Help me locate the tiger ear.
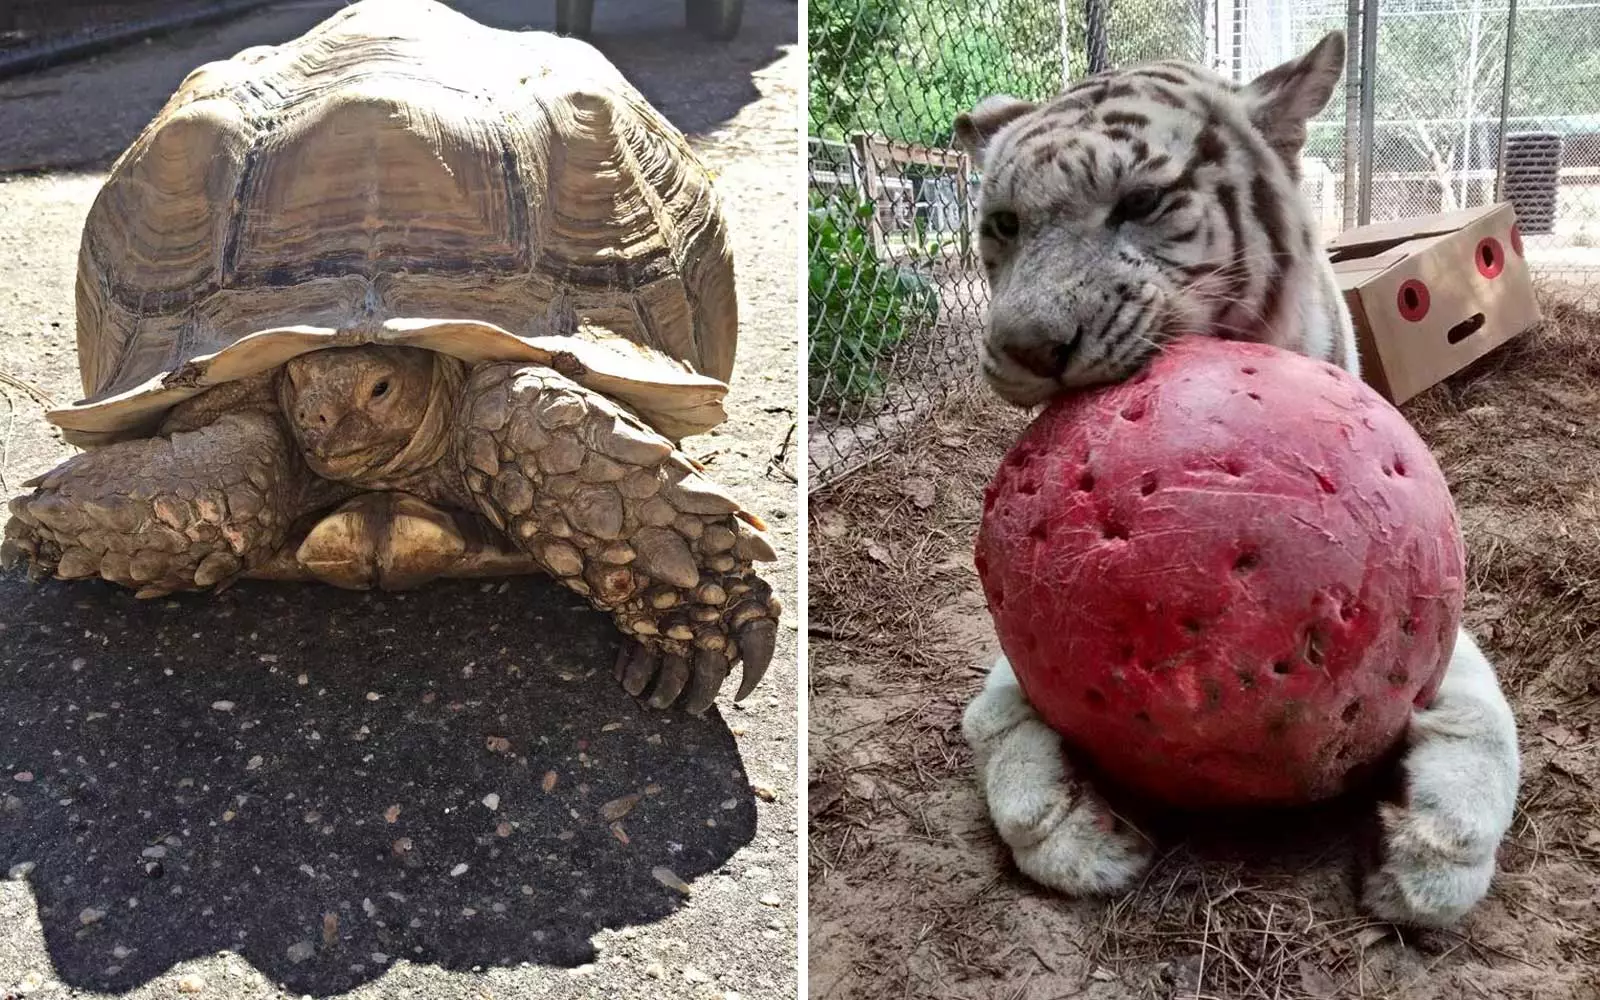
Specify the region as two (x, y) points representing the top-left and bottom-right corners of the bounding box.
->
(953, 95), (1037, 168)
(1243, 31), (1345, 167)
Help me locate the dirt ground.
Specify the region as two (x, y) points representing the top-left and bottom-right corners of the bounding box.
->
(0, 1), (801, 998)
(807, 295), (1600, 1000)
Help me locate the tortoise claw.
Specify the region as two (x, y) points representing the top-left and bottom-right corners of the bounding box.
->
(681, 648), (730, 715)
(646, 653), (691, 709)
(620, 643), (657, 698)
(734, 618), (776, 701)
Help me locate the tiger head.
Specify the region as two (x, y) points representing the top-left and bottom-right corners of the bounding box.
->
(954, 32), (1346, 405)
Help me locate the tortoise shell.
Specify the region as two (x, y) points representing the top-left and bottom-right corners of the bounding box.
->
(56, 0), (737, 446)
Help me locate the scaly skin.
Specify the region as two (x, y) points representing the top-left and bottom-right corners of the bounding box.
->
(2, 349), (780, 712)
(2, 411), (303, 597)
(456, 363), (781, 711)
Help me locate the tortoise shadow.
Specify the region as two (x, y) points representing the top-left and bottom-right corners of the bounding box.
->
(0, 573), (756, 996)
(0, 0), (795, 174)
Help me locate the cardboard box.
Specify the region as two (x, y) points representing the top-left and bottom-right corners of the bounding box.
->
(1327, 202), (1541, 405)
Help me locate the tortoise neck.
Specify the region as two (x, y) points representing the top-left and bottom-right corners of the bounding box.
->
(361, 353), (465, 489)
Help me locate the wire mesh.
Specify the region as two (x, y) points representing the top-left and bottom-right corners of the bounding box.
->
(806, 0), (1205, 487)
(807, 0), (1600, 489)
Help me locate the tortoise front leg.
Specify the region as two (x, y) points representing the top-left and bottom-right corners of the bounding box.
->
(2, 411), (303, 597)
(458, 363), (781, 713)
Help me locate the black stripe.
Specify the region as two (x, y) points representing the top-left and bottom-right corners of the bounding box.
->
(1138, 69), (1189, 86)
(1147, 86), (1188, 110)
(1214, 182), (1249, 330)
(1251, 174), (1290, 329)
(1102, 110), (1151, 128)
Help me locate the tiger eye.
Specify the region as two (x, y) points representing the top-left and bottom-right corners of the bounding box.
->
(984, 210), (1021, 241)
(1109, 187), (1164, 226)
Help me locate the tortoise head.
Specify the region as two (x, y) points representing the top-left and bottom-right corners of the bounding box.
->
(279, 345), (458, 485)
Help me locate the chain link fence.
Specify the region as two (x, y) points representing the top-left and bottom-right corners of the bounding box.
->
(807, 0), (1600, 489)
(806, 0), (1205, 487)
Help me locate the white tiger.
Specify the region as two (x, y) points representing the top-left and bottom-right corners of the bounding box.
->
(953, 31), (1520, 926)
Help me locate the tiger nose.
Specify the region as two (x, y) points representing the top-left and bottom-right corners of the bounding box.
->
(1002, 333), (1076, 380)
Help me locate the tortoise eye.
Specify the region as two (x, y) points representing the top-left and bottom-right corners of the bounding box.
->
(371, 380), (390, 399)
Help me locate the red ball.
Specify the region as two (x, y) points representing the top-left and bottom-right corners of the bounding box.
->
(976, 337), (1464, 809)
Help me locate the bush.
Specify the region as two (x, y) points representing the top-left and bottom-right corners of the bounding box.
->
(808, 195), (940, 410)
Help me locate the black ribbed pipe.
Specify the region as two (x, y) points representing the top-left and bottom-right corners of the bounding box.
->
(0, 0), (272, 82)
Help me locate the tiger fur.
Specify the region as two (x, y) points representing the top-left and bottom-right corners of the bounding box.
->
(953, 31), (1521, 927)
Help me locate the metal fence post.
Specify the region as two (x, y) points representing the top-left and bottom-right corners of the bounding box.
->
(1342, 0), (1362, 231)
(1493, 0), (1521, 204)
(1356, 0), (1379, 226)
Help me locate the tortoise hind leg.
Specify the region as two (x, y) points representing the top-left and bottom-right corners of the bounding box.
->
(3, 411), (304, 597)
(457, 363), (782, 714)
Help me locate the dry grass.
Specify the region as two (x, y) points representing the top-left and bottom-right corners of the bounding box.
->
(807, 295), (1600, 1000)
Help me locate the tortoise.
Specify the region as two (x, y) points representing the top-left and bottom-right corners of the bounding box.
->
(0, 0), (781, 713)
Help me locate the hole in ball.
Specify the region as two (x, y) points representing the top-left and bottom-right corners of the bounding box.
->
(1078, 470), (1096, 492)
(1314, 471), (1338, 494)
(1341, 699), (1363, 723)
(1028, 521), (1048, 542)
(1233, 550), (1260, 572)
(1133, 710), (1152, 725)
(1139, 472), (1158, 496)
(1393, 458), (1408, 477)
(1246, 391), (1262, 402)
(1241, 366), (1258, 375)
(1102, 519), (1130, 541)
(1120, 397), (1148, 422)
(1272, 659), (1293, 676)
(1085, 689), (1107, 710)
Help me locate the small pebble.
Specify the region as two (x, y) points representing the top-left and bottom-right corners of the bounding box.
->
(652, 867), (692, 895)
(177, 973), (205, 993)
(140, 846), (167, 859)
(541, 771), (558, 793)
(384, 805), (401, 824)
(8, 861), (35, 879)
(750, 781), (777, 801)
(485, 736), (511, 753)
(210, 701), (234, 712)
(79, 907), (106, 926)
(286, 941), (315, 963)
(684, 966), (711, 983)
(365, 692), (381, 701)
(758, 893), (782, 907)
(482, 793), (500, 811)
(13, 771), (33, 783)
(245, 756), (263, 771)
(450, 863), (469, 877)
(644, 962), (665, 979)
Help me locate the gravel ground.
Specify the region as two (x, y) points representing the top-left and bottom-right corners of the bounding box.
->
(0, 1), (801, 997)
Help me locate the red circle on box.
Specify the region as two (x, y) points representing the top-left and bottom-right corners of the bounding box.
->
(1397, 279), (1430, 322)
(1510, 225), (1524, 257)
(1476, 237), (1505, 278)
